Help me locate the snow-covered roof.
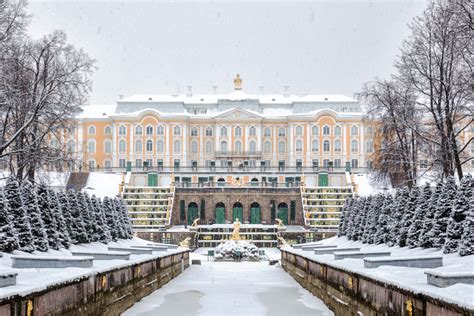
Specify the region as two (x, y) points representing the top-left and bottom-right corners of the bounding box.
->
(78, 105), (117, 119)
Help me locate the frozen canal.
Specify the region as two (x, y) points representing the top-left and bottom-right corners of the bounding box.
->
(123, 249), (333, 316)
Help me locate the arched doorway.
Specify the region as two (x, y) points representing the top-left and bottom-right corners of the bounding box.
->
(217, 177), (226, 187)
(250, 178), (259, 187)
(215, 202), (226, 224)
(187, 202), (199, 225)
(277, 202), (288, 225)
(232, 202), (243, 222)
(250, 202), (261, 224)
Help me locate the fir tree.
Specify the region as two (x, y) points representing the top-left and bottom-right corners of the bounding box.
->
(398, 186), (420, 248)
(419, 181), (443, 248)
(445, 174), (473, 254)
(352, 197), (370, 241)
(374, 194), (393, 245)
(103, 197), (118, 241)
(21, 181), (49, 252)
(75, 191), (95, 242)
(5, 178), (35, 252)
(48, 189), (71, 249)
(407, 183), (431, 248)
(0, 190), (19, 252)
(90, 195), (111, 243)
(117, 198), (133, 238)
(112, 198), (127, 239)
(429, 176), (457, 249)
(36, 183), (61, 250)
(362, 194), (383, 244)
(387, 188), (409, 247)
(459, 205), (473, 257)
(66, 190), (89, 244)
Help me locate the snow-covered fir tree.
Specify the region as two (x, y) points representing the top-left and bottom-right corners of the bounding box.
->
(75, 191), (96, 242)
(362, 194), (383, 244)
(112, 198), (127, 239)
(387, 188), (409, 247)
(0, 190), (19, 252)
(338, 198), (352, 236)
(419, 181), (443, 248)
(90, 195), (112, 243)
(83, 193), (99, 242)
(116, 197), (133, 238)
(103, 196), (119, 241)
(445, 174), (473, 254)
(398, 186), (420, 247)
(21, 181), (49, 252)
(66, 190), (89, 244)
(374, 194), (393, 244)
(4, 177), (35, 252)
(407, 183), (431, 248)
(429, 176), (457, 249)
(342, 199), (355, 238)
(459, 201), (473, 256)
(56, 191), (76, 246)
(48, 189), (71, 249)
(36, 183), (61, 250)
(351, 196), (370, 241)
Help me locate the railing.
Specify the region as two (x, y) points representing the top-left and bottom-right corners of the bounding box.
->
(173, 181), (303, 189)
(214, 151), (262, 157)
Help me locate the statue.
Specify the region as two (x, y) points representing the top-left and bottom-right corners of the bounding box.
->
(231, 218), (241, 240)
(191, 218), (200, 228)
(275, 218), (286, 228)
(179, 237), (191, 248)
(277, 235), (288, 247)
(233, 74), (242, 90)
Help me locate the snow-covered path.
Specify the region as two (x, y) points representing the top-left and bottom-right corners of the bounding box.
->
(123, 249), (333, 316)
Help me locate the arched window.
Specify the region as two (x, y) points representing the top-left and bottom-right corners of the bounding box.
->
(156, 140), (164, 153)
(156, 125), (164, 135)
(312, 125), (319, 136)
(220, 141), (228, 153)
(104, 140), (112, 153)
(135, 140), (142, 152)
(221, 126), (227, 136)
(190, 140), (198, 154)
(295, 140), (303, 152)
(334, 126), (342, 136)
(118, 125), (126, 136)
(278, 128), (286, 137)
(249, 141), (256, 154)
(146, 140), (153, 152)
(50, 139), (59, 149)
(174, 125), (181, 135)
(351, 125), (358, 136)
(323, 125), (330, 136)
(173, 140), (181, 153)
(278, 141), (286, 153)
(135, 125), (143, 135)
(235, 140), (242, 153)
(88, 139), (96, 153)
(264, 141), (271, 153)
(118, 140), (126, 153)
(88, 126), (96, 135)
(235, 126), (242, 136)
(264, 127), (271, 137)
(146, 125), (153, 136)
(249, 126), (256, 136)
(312, 140), (319, 152)
(323, 140), (330, 152)
(191, 127), (198, 136)
(205, 141), (213, 154)
(334, 140), (341, 152)
(295, 126), (303, 136)
(67, 140), (75, 153)
(104, 126), (111, 135)
(366, 126), (373, 135)
(351, 140), (358, 152)
(206, 127), (213, 136)
(366, 140), (373, 153)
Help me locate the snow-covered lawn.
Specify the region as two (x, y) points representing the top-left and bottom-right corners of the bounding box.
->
(124, 248), (333, 316)
(284, 236), (474, 310)
(0, 238), (183, 300)
(82, 172), (123, 198)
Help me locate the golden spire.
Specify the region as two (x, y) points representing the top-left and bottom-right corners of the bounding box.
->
(233, 74), (242, 90)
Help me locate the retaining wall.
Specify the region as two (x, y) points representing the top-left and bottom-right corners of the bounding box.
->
(281, 249), (471, 316)
(0, 250), (189, 316)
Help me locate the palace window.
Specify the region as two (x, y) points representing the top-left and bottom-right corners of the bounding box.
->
(312, 140), (319, 152)
(66, 140), (75, 154)
(87, 139), (96, 153)
(351, 159), (359, 168)
(146, 125), (153, 136)
(249, 141), (256, 154)
(104, 160), (112, 169)
(118, 125), (126, 136)
(135, 140), (142, 152)
(135, 125), (143, 135)
(221, 126), (227, 136)
(278, 128), (286, 137)
(351, 125), (358, 136)
(312, 126), (319, 136)
(323, 140), (330, 152)
(323, 125), (330, 136)
(104, 126), (112, 135)
(157, 125), (164, 135)
(156, 140), (164, 153)
(206, 127), (213, 136)
(235, 140), (242, 153)
(296, 140), (303, 152)
(191, 127), (198, 136)
(334, 159), (341, 167)
(190, 141), (198, 154)
(135, 159), (142, 168)
(119, 140), (126, 153)
(264, 141), (271, 154)
(220, 141), (228, 153)
(235, 126), (242, 136)
(334, 140), (341, 152)
(88, 126), (96, 135)
(119, 159), (126, 168)
(205, 141), (213, 154)
(278, 141), (286, 153)
(264, 127), (271, 137)
(351, 140), (358, 152)
(323, 159), (330, 167)
(295, 126), (303, 136)
(334, 126), (342, 136)
(174, 140), (181, 154)
(174, 125), (181, 135)
(146, 140), (153, 152)
(366, 127), (373, 135)
(366, 140), (374, 153)
(249, 126), (256, 136)
(104, 140), (112, 154)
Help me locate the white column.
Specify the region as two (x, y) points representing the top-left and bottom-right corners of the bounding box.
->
(272, 125), (277, 164)
(288, 123), (293, 165)
(112, 122), (117, 167)
(165, 124), (170, 166)
(130, 124), (134, 165)
(342, 123), (347, 161)
(182, 123), (188, 166)
(305, 124), (310, 167)
(257, 124), (262, 151)
(199, 125), (204, 165)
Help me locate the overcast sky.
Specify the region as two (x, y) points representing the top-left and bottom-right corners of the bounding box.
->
(28, 0), (427, 104)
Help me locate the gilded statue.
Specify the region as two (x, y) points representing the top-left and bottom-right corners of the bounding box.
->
(233, 74), (242, 90)
(277, 235), (288, 246)
(179, 237), (191, 248)
(191, 218), (200, 227)
(275, 218), (286, 228)
(231, 218), (241, 240)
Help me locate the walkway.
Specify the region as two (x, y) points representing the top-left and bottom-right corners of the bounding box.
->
(123, 249), (333, 316)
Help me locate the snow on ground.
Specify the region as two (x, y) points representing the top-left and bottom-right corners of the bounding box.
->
(353, 173), (391, 196)
(284, 237), (474, 310)
(82, 172), (123, 198)
(0, 238), (183, 300)
(124, 248), (333, 316)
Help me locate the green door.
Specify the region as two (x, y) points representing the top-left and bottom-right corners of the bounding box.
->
(126, 161), (132, 172)
(250, 207), (261, 224)
(233, 206), (243, 222)
(147, 173), (158, 186)
(215, 207), (225, 224)
(277, 205), (288, 225)
(345, 161), (351, 172)
(319, 173), (329, 187)
(187, 204), (199, 225)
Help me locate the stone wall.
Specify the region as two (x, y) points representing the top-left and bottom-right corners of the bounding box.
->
(172, 187), (303, 225)
(281, 249), (469, 316)
(0, 250), (189, 316)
